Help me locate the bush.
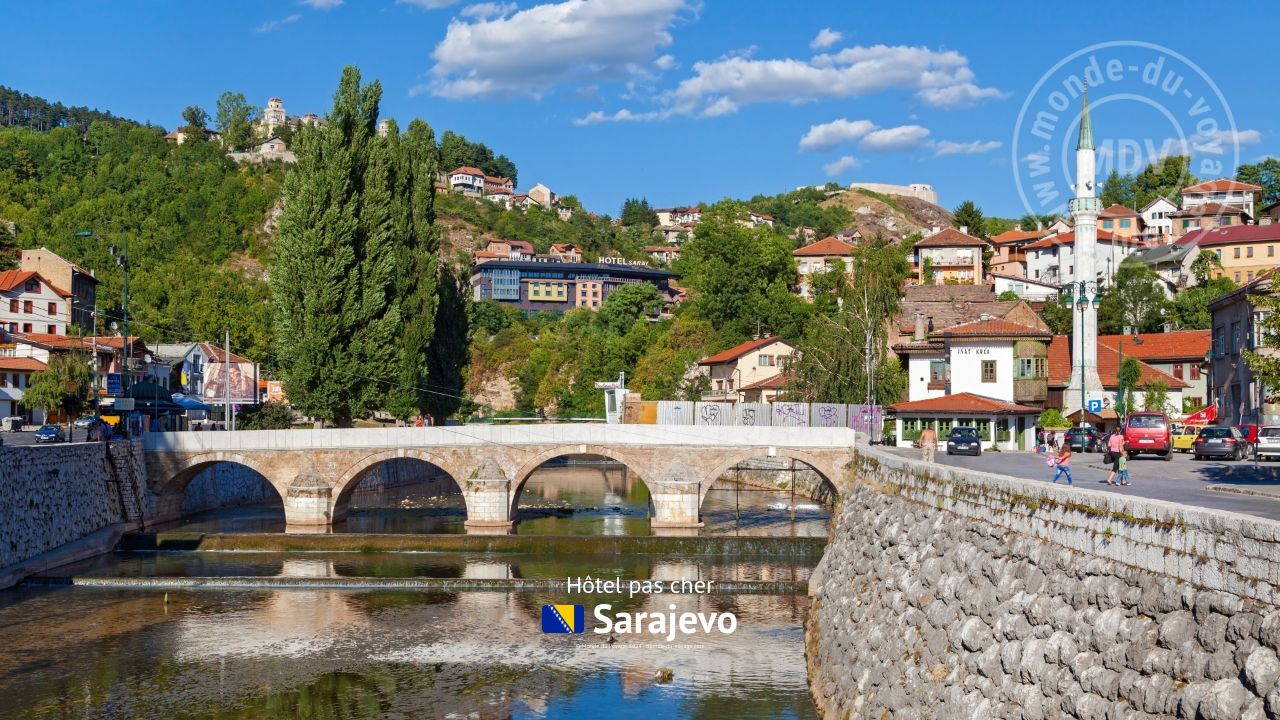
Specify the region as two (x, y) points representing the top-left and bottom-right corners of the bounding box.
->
(901, 428), (923, 442)
(1038, 408), (1069, 428)
(236, 401), (296, 430)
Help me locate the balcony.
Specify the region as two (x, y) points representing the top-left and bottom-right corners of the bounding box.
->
(700, 390), (740, 402)
(1013, 378), (1048, 404)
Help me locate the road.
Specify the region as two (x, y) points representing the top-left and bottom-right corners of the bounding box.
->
(1, 429), (100, 447)
(883, 446), (1280, 522)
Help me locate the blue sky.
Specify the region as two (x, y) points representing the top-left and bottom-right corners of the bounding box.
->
(7, 1), (1278, 219)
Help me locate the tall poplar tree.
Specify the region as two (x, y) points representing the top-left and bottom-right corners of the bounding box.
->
(273, 66), (388, 426)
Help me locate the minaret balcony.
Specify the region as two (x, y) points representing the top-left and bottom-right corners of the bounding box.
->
(1069, 197), (1101, 215)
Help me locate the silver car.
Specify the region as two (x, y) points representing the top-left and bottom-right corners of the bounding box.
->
(1257, 426), (1280, 461)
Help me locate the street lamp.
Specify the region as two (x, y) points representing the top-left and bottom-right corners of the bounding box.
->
(1063, 280), (1103, 427)
(75, 228), (130, 436)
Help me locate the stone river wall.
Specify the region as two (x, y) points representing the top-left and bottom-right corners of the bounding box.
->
(807, 442), (1280, 719)
(0, 441), (147, 586)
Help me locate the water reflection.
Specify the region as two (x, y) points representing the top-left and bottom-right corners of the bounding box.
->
(0, 587), (817, 719)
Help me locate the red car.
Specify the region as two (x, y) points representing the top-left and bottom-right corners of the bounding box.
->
(1235, 424), (1260, 458)
(1124, 412), (1172, 460)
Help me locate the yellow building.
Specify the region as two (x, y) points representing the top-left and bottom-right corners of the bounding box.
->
(912, 227), (988, 285)
(1184, 224), (1280, 284)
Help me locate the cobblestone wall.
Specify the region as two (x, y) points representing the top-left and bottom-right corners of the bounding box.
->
(807, 443), (1280, 719)
(0, 441), (145, 571)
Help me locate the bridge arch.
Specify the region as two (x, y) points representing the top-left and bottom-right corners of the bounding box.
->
(330, 449), (469, 521)
(698, 448), (843, 506)
(154, 452), (287, 523)
(508, 444), (656, 520)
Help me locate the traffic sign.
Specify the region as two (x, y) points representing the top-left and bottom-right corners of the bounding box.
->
(107, 373), (123, 395)
(1086, 399), (1103, 414)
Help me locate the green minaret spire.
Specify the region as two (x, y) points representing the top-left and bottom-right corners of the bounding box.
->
(1077, 85), (1094, 151)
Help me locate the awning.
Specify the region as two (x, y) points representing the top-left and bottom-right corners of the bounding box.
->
(1184, 404), (1217, 424)
(171, 393), (212, 411)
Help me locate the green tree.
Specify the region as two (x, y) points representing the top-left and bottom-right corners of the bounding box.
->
(1038, 408), (1069, 428)
(619, 198), (659, 227)
(424, 258), (469, 424)
(1235, 157), (1280, 206)
(1099, 168), (1137, 208)
(951, 200), (988, 239)
(22, 351), (93, 440)
(215, 91), (258, 151)
(675, 201), (809, 341)
(1118, 357), (1142, 416)
(1142, 378), (1170, 413)
(180, 105), (210, 136)
(789, 234), (909, 404)
(1039, 297), (1073, 335)
(1098, 259), (1168, 333)
(237, 401), (296, 429)
(597, 282), (663, 335)
(1168, 276), (1235, 329)
(1245, 283), (1280, 398)
(1018, 213), (1059, 232)
(1190, 248), (1224, 283)
(272, 66), (399, 426)
(1134, 155), (1196, 208)
(997, 290), (1020, 301)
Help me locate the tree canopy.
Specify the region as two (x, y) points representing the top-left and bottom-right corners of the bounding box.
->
(438, 130), (517, 187)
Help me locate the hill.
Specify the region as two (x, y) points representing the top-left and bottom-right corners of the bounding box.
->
(820, 187), (954, 242)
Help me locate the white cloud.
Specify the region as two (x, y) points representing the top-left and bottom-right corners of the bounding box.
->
(934, 139), (1002, 156)
(1197, 128), (1262, 147)
(397, 0), (459, 8)
(823, 155), (860, 176)
(428, 0), (689, 99)
(300, 0), (342, 8)
(653, 54), (676, 71)
(660, 44), (1003, 117)
(459, 1), (515, 18)
(700, 97), (738, 117)
(256, 14), (301, 32)
(860, 124), (930, 151)
(573, 108), (664, 125)
(798, 118), (876, 151)
(809, 28), (843, 51)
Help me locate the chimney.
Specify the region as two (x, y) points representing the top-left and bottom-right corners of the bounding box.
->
(1036, 220), (1044, 231)
(914, 312), (926, 341)
(979, 313), (990, 322)
(1014, 223), (1022, 231)
(931, 226), (941, 235)
(960, 225), (969, 235)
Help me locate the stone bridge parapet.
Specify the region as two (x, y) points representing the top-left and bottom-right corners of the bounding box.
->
(142, 424), (859, 530)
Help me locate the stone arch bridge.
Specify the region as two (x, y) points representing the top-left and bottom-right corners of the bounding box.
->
(143, 424), (858, 531)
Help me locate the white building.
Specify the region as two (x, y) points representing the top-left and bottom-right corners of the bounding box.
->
(1140, 197), (1179, 243)
(260, 97), (287, 135)
(991, 273), (1061, 302)
(0, 270), (71, 336)
(1181, 179), (1263, 220)
(1023, 229), (1142, 285)
(448, 166), (486, 197)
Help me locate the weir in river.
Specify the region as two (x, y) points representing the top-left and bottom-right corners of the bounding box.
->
(0, 454), (834, 719)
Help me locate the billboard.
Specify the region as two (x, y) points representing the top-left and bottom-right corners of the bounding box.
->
(203, 361), (258, 404)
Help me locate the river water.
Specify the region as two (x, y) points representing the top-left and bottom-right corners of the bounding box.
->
(0, 462), (828, 719)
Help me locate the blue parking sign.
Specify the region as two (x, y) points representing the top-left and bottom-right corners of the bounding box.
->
(107, 373), (123, 395)
(1086, 399), (1103, 413)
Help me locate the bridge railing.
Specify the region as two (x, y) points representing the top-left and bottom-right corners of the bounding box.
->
(142, 423), (861, 453)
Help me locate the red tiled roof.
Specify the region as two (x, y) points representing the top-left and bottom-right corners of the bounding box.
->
(1099, 204), (1138, 218)
(937, 318), (1051, 338)
(991, 229), (1048, 244)
(0, 269), (71, 297)
(889, 392), (1041, 415)
(0, 357), (46, 371)
(794, 236), (856, 256)
(10, 332), (87, 350)
(1172, 202), (1249, 217)
(1182, 179), (1263, 194)
(1099, 331), (1211, 362)
(742, 372), (791, 390)
(448, 166), (486, 177)
(698, 336), (794, 366)
(1023, 229), (1131, 250)
(1046, 335), (1188, 389)
(914, 227), (988, 248)
(197, 342), (253, 364)
(1179, 223), (1280, 247)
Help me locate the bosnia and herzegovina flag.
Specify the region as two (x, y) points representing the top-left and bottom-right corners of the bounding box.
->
(542, 604), (585, 634)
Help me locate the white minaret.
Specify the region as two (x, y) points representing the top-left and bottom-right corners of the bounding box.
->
(1065, 89), (1104, 418)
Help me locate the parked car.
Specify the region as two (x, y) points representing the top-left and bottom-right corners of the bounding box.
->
(1065, 426), (1100, 453)
(1, 416), (23, 432)
(72, 415), (97, 430)
(1194, 426), (1248, 461)
(1257, 426), (1280, 461)
(1124, 412), (1172, 460)
(1235, 424), (1261, 458)
(1173, 425), (1206, 453)
(33, 424), (65, 444)
(946, 426), (982, 456)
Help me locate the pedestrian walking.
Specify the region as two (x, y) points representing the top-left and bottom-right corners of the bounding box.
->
(1117, 449), (1131, 486)
(1045, 430), (1057, 455)
(1051, 444), (1072, 485)
(919, 423), (937, 463)
(1105, 430), (1125, 486)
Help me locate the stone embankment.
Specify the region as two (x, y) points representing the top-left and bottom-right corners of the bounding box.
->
(807, 443), (1280, 719)
(0, 441), (148, 588)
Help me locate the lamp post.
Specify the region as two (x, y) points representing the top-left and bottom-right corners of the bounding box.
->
(1063, 279), (1103, 426)
(74, 228), (130, 435)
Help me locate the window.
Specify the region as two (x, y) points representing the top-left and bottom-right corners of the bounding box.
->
(1222, 217), (1233, 226)
(1247, 246), (1254, 258)
(6, 299), (15, 313)
(1236, 272), (1242, 283)
(1190, 364), (1201, 380)
(1270, 246), (1275, 258)
(981, 360), (996, 383)
(1214, 326), (1225, 357)
(1216, 249), (1223, 259)
(758, 355), (775, 367)
(24, 281), (37, 292)
(1232, 321), (1242, 352)
(22, 300), (32, 314)
(46, 325), (55, 334)
(1120, 219), (1131, 228)
(929, 360), (946, 384)
(1249, 272), (1255, 282)
(1173, 363), (1184, 379)
(1235, 247), (1242, 259)
(21, 323), (31, 333)
(1102, 220), (1113, 229)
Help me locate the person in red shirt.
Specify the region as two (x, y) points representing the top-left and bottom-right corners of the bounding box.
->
(1105, 428), (1126, 486)
(1052, 444), (1072, 485)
